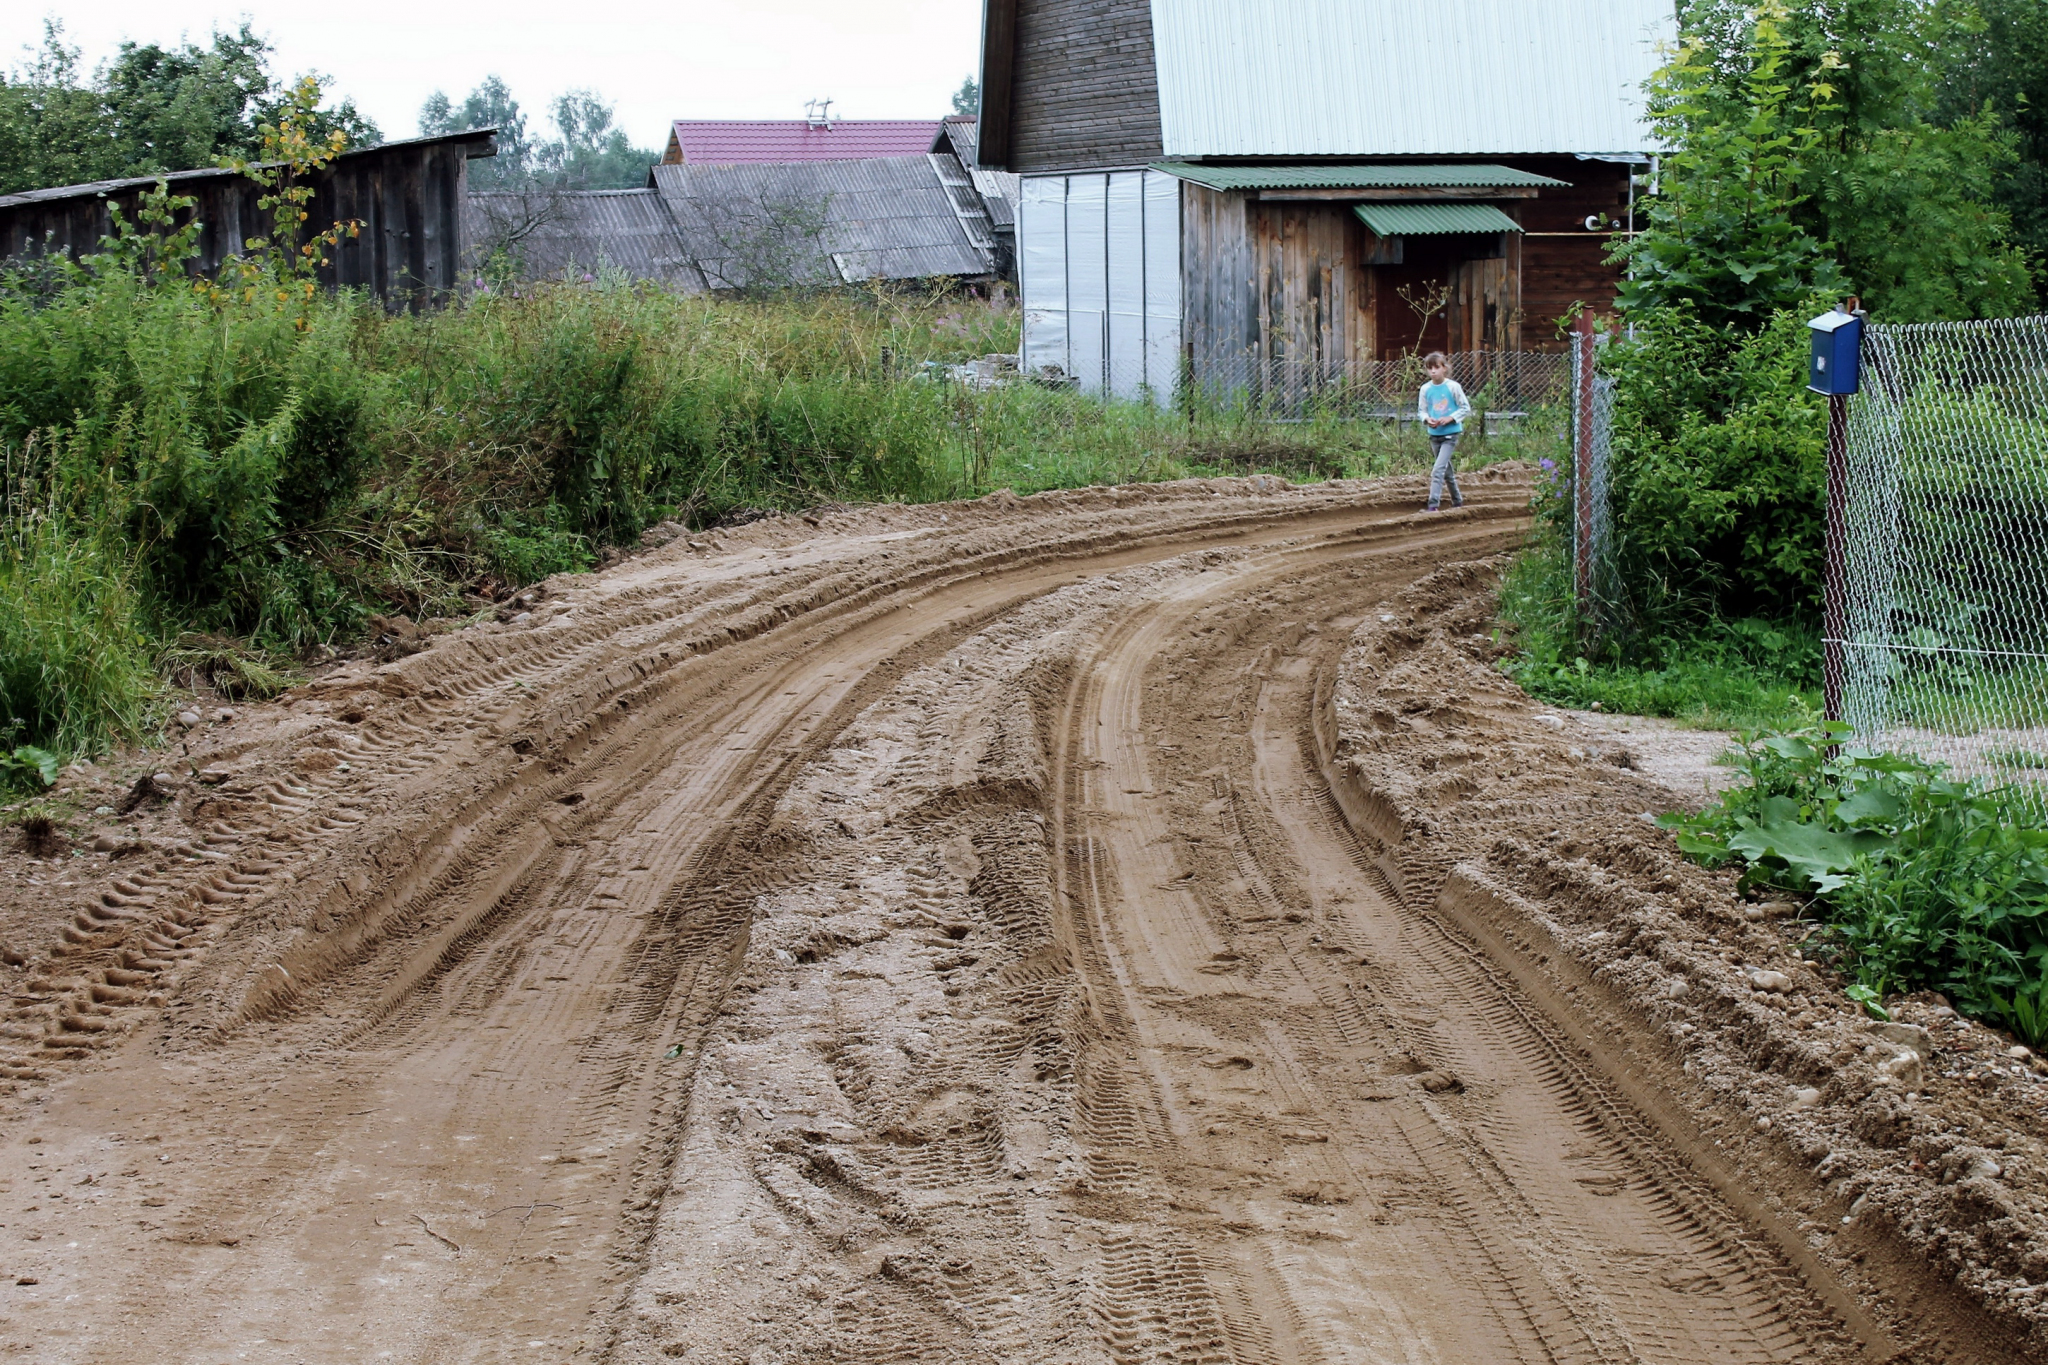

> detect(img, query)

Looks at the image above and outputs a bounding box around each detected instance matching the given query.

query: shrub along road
[0,469,2039,1363]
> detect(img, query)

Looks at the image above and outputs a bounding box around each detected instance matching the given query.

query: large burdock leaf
[1728,815,1888,892]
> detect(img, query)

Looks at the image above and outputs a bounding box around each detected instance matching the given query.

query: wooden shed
[0,130,497,312]
[976,0,1671,396]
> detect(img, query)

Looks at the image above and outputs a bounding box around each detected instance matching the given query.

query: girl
[1417,353,1472,512]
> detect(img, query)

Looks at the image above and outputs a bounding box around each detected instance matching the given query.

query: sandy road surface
[0,471,2026,1363]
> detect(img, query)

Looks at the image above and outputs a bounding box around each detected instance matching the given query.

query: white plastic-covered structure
[1017,170,1182,399]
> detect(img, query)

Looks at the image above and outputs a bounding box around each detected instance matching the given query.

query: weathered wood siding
[1508,156,1631,343]
[1180,157,1633,378]
[1181,182,1255,377]
[0,132,494,312]
[1007,0,1163,172]
[1250,198,1374,376]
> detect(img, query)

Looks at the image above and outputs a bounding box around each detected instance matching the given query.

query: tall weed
[0,503,152,757]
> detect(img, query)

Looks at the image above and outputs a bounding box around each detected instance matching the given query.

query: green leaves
[1726,804,1885,893]
[0,746,59,790]
[1661,717,2048,1035]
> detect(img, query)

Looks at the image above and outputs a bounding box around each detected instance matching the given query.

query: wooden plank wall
[0,134,493,312]
[1249,198,1373,377]
[1008,0,1164,172]
[1508,156,1631,345]
[1181,182,1256,379]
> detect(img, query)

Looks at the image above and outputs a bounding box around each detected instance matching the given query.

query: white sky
[11,1,982,149]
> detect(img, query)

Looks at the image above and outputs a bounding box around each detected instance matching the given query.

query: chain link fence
[1836,315,2048,809]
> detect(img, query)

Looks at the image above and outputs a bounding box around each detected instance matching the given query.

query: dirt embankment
[1327,557,2048,1361]
[0,467,2039,1363]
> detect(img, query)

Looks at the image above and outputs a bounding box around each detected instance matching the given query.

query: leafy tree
[1641,0,2034,324]
[0,20,378,196]
[1618,4,1846,329]
[0,23,126,191]
[419,78,654,190]
[420,75,534,186]
[541,90,657,189]
[100,25,274,175]
[1938,0,2048,291]
[951,76,979,117]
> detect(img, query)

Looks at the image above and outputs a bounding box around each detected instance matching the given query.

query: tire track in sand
[0,480,1524,1363]
[1044,529,1862,1363]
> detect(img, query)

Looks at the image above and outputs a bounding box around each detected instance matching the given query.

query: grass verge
[1495,537,1820,731]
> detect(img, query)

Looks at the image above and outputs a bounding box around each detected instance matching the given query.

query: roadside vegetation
[1503,0,2040,729]
[1493,1,2048,1032]
[1662,720,2048,1043]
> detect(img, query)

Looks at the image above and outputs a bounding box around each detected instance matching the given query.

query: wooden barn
[0,130,497,312]
[974,0,1672,395]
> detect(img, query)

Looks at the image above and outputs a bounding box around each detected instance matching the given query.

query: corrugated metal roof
[935,117,1020,230]
[650,155,994,288]
[466,189,703,286]
[1354,202,1523,235]
[1148,0,1672,158]
[1151,162,1565,191]
[668,120,942,165]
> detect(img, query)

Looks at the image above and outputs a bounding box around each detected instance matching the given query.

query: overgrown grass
[0,506,155,761]
[1495,536,1820,730]
[0,264,1567,769]
[1661,720,2048,1042]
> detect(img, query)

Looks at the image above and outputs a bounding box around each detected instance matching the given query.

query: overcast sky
[13,1,982,148]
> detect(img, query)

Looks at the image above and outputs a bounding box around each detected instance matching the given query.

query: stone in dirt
[1869,1022,1935,1061]
[1877,1052,1925,1090]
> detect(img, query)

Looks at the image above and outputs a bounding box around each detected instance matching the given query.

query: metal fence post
[1573,312,1596,620]
[1814,296,1861,732]
[1822,389,1850,727]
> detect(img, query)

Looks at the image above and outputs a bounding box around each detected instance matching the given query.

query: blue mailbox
[1808,308,1863,395]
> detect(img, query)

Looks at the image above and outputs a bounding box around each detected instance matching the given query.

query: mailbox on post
[1808,306,1864,395]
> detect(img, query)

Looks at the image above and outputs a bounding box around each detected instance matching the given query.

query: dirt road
[0,471,2035,1363]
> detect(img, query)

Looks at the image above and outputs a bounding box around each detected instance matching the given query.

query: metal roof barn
[649,155,996,289]
[1151,163,1568,192]
[662,120,944,166]
[1147,0,1673,158]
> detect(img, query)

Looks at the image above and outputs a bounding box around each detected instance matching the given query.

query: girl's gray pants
[1429,434,1463,509]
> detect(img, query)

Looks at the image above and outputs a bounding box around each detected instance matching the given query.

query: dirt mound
[0,471,2033,1362]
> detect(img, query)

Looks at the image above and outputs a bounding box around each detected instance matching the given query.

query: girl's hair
[1421,351,1450,370]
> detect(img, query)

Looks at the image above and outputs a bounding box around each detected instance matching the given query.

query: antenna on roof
[803,98,835,129]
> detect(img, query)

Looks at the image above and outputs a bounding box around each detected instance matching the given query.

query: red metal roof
[666,120,944,166]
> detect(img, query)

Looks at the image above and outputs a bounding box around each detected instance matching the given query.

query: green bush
[1600,305,1828,632]
[1660,720,2048,1040]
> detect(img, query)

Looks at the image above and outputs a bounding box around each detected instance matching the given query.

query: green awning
[1150,162,1567,191]
[1354,202,1523,236]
